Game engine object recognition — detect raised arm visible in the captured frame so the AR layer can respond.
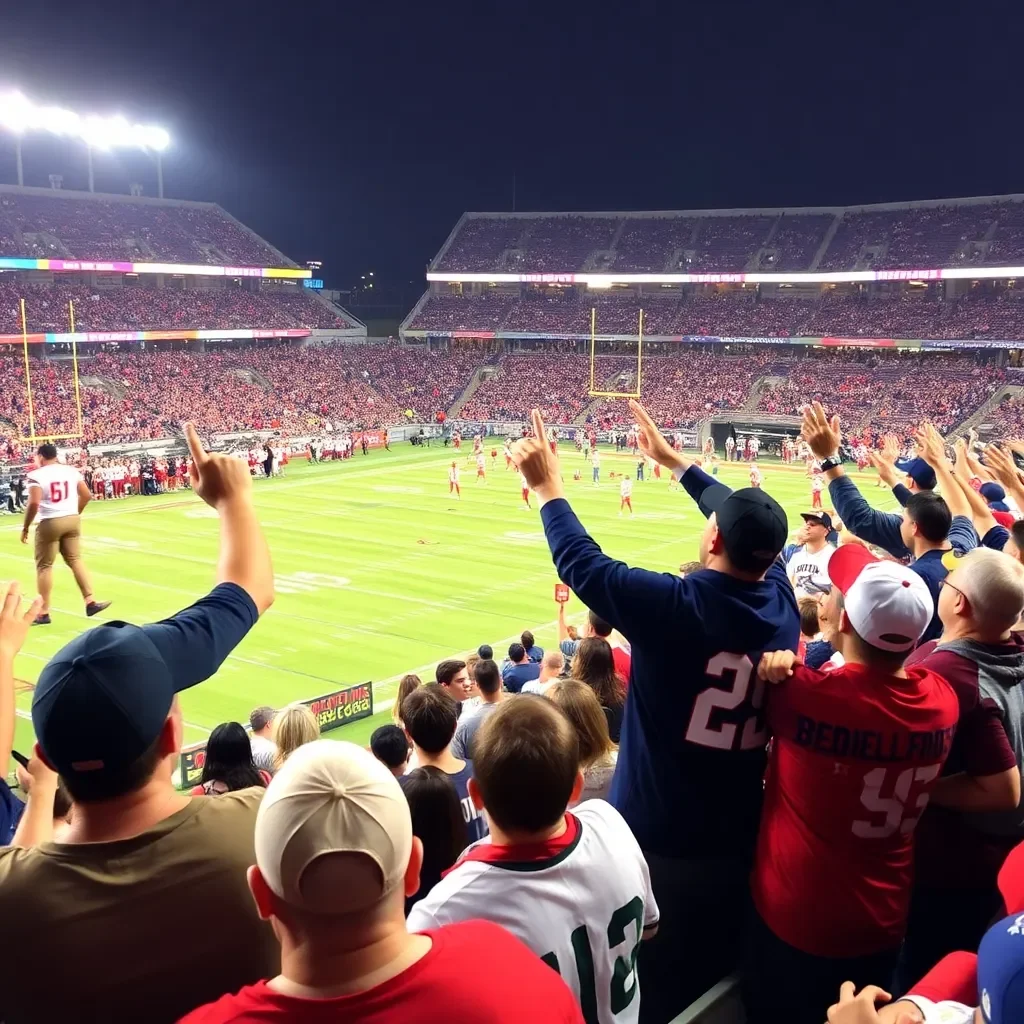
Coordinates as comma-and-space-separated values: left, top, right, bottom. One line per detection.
916, 424, 971, 521
983, 443, 1024, 512
949, 438, 1000, 542
0, 582, 43, 781
801, 403, 909, 558
185, 423, 274, 614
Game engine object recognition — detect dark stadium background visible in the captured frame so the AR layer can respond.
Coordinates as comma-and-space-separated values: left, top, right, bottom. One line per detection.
1, 0, 1021, 318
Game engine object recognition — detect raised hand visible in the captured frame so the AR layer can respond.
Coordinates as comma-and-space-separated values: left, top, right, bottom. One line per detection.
510, 409, 564, 504
628, 400, 685, 472
984, 443, 1024, 490
184, 422, 253, 510
914, 422, 947, 467
801, 401, 841, 460
0, 582, 43, 662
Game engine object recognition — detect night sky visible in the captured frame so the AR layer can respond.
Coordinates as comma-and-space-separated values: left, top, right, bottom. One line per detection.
1, 1, 1021, 298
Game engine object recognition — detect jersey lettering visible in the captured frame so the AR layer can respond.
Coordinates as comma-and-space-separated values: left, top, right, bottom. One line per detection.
685, 653, 768, 752
852, 764, 942, 839
542, 897, 645, 1024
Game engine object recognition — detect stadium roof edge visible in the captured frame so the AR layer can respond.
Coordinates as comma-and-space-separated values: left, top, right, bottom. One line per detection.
0, 181, 221, 210
453, 192, 1024, 219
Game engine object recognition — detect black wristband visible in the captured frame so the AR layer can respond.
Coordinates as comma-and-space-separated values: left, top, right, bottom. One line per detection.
819, 456, 843, 471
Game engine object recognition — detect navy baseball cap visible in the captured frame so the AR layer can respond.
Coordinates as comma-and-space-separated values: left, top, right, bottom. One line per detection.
699, 485, 788, 574
981, 481, 1009, 510
801, 511, 833, 531
978, 913, 1024, 1023
898, 457, 937, 490
32, 622, 196, 778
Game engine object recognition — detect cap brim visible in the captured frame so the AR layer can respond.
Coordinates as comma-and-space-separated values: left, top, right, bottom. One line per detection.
828, 543, 879, 594
801, 513, 828, 526
698, 483, 733, 518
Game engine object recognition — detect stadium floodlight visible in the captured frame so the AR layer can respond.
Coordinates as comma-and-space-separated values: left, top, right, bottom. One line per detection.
0, 91, 171, 195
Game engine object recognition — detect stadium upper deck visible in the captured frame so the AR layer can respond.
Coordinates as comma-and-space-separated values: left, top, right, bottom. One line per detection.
429, 195, 1024, 277
0, 186, 364, 339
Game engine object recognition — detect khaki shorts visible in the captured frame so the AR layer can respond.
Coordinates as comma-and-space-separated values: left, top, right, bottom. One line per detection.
35, 515, 81, 571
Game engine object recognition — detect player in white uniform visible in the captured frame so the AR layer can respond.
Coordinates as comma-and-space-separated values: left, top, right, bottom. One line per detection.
407, 698, 658, 1024
475, 452, 486, 483
448, 461, 461, 499
749, 463, 762, 488
619, 475, 634, 517
591, 448, 601, 486
725, 435, 736, 461
786, 512, 836, 598
22, 443, 110, 626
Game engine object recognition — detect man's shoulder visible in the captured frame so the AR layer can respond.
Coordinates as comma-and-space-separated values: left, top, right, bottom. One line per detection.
190, 786, 265, 825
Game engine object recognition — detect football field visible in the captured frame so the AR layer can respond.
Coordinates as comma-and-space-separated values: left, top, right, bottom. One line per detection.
6, 442, 893, 778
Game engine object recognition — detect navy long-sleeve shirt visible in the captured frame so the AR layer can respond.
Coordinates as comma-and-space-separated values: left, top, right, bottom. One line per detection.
539, 466, 799, 859
829, 473, 978, 642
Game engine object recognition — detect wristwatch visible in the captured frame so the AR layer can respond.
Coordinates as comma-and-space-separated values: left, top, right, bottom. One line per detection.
819, 455, 843, 471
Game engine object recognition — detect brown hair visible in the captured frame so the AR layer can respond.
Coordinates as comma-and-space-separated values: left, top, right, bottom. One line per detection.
798, 596, 820, 638
546, 679, 614, 769
273, 704, 320, 769
393, 674, 422, 725
402, 684, 459, 754
472, 696, 578, 834
572, 637, 626, 711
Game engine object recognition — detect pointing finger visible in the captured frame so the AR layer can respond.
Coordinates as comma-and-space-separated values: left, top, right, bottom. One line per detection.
184, 423, 208, 465
531, 408, 546, 440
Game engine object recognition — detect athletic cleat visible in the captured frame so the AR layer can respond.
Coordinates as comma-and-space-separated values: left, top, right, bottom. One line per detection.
32, 614, 51, 626
86, 601, 111, 617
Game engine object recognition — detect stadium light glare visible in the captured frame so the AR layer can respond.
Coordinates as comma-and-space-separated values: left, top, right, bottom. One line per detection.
0, 91, 170, 151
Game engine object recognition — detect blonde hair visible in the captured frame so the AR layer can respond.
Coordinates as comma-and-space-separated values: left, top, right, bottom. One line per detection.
545, 679, 615, 769
273, 704, 320, 769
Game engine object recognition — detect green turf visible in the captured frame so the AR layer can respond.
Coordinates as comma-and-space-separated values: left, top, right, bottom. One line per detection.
6, 443, 899, 777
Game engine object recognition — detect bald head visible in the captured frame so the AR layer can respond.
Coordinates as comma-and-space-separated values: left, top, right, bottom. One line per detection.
540, 650, 564, 680
944, 548, 1024, 638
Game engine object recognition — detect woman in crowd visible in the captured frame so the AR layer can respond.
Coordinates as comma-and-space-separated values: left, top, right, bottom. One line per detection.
191, 722, 268, 796
570, 637, 626, 743
546, 678, 618, 803
272, 704, 320, 770
401, 766, 469, 915
392, 674, 423, 728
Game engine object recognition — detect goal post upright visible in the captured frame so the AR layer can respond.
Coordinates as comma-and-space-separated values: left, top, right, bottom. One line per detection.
587, 306, 643, 399
69, 299, 84, 439
20, 298, 37, 444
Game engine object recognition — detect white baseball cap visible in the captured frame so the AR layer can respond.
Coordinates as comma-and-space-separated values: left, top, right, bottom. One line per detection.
254, 739, 413, 915
828, 544, 933, 652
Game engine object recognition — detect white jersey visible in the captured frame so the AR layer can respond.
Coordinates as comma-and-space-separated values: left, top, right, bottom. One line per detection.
811, 475, 824, 494
749, 466, 762, 485
786, 543, 835, 597
449, 466, 460, 484
476, 454, 485, 471
592, 451, 601, 467
407, 800, 659, 1024
519, 473, 529, 490
27, 463, 81, 520
620, 477, 632, 498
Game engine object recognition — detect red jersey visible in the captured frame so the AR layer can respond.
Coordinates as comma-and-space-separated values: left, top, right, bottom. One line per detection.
178, 921, 582, 1024
752, 662, 959, 957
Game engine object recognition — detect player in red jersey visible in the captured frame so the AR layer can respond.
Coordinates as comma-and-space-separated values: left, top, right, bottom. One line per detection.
453, 430, 462, 451
519, 471, 531, 510
490, 447, 498, 469
448, 461, 461, 499
810, 467, 824, 508
743, 544, 959, 1024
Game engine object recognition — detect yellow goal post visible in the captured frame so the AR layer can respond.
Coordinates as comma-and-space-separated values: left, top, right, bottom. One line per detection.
587, 306, 644, 398
19, 297, 85, 445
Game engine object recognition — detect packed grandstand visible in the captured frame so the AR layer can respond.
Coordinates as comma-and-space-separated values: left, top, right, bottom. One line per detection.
0, 186, 1023, 449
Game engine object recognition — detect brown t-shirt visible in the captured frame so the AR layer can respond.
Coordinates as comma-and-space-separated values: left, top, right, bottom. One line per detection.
0, 787, 277, 1024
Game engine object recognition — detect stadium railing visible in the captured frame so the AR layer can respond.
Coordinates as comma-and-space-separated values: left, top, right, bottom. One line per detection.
668, 976, 745, 1024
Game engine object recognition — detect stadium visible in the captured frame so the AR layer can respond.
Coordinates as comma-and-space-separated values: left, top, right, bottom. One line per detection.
4, 79, 1024, 1024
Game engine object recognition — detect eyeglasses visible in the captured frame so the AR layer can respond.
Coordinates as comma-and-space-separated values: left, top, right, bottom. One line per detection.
940, 577, 965, 600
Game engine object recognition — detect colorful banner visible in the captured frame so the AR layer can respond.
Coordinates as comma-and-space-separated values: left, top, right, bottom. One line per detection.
426, 265, 1024, 286
0, 328, 311, 346
177, 681, 374, 789
0, 256, 310, 279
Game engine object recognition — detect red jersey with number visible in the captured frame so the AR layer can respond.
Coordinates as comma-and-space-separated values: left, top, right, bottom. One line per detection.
752, 662, 958, 957
178, 921, 583, 1024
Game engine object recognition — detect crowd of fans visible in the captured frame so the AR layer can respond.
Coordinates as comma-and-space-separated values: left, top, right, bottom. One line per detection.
0, 191, 283, 266
6, 400, 1024, 1023
433, 199, 1024, 274
0, 339, 1017, 445
0, 280, 352, 334
410, 286, 1024, 341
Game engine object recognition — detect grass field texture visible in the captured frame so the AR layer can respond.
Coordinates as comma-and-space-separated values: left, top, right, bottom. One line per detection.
6, 443, 896, 777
